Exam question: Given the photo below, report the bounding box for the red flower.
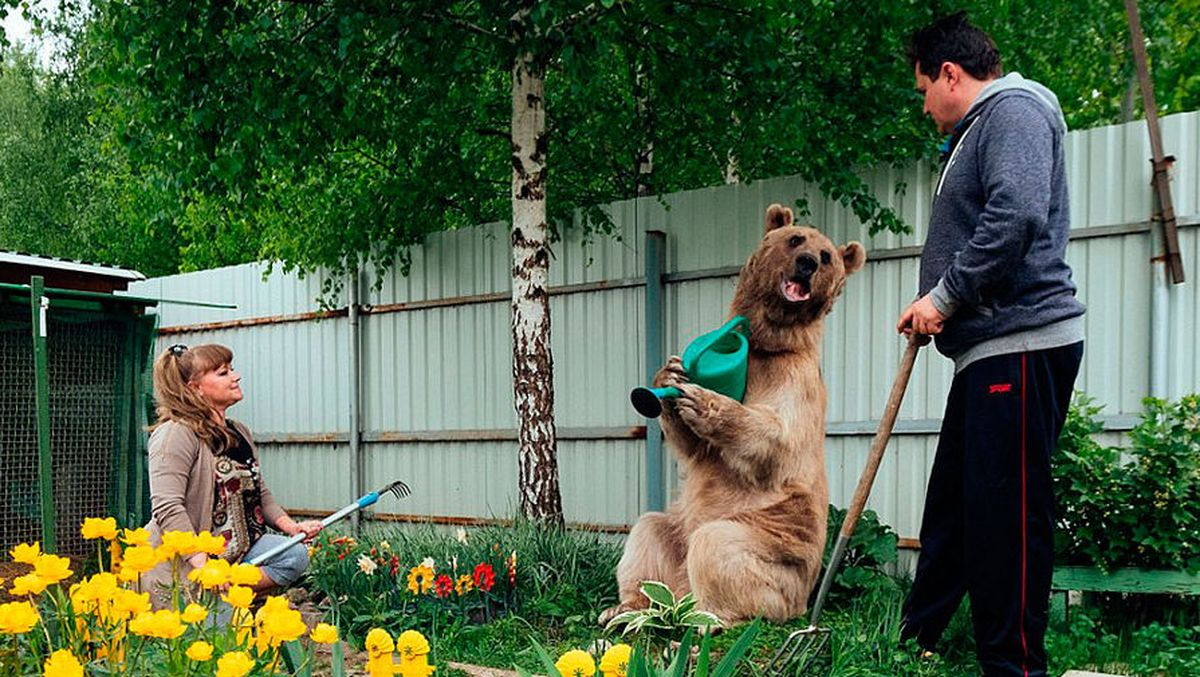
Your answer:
[434,574,455,598]
[473,563,495,592]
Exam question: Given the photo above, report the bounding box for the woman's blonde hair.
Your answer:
[151,343,236,452]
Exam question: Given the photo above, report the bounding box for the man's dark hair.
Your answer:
[908,11,1002,81]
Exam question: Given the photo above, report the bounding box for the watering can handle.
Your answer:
[682,315,750,372]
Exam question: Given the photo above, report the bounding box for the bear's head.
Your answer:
[731,203,865,351]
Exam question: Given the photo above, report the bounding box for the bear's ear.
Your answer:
[764,203,794,233]
[841,242,866,275]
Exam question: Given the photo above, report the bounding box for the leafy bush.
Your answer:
[1047,606,1200,676]
[822,505,900,599]
[1053,394,1200,572]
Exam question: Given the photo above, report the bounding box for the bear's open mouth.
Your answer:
[780,277,812,303]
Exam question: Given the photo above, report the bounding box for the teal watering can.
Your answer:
[630,315,750,418]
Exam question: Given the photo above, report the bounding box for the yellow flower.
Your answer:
[80,517,119,541]
[229,563,261,586]
[181,603,208,624]
[194,530,227,556]
[121,527,151,547]
[186,640,214,662]
[406,564,435,595]
[42,649,84,677]
[254,596,307,648]
[33,554,73,584]
[69,572,119,614]
[0,600,39,634]
[158,530,198,559]
[111,589,151,619]
[454,574,473,595]
[555,650,596,677]
[216,651,255,677]
[599,644,632,677]
[189,558,232,588]
[224,585,255,609]
[11,573,48,597]
[120,545,160,574]
[310,623,339,644]
[10,542,41,564]
[396,630,431,661]
[129,610,186,639]
[365,628,394,657]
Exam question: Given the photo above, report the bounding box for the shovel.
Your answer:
[765,335,922,676]
[247,479,411,566]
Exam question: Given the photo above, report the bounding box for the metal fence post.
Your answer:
[348,264,364,531]
[30,275,56,551]
[644,230,667,512]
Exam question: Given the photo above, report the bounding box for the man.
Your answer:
[895,12,1085,677]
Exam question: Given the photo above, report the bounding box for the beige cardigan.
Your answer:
[140,419,287,606]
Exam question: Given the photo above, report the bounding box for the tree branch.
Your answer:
[421,11,502,41]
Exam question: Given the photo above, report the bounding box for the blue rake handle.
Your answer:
[247,480,411,566]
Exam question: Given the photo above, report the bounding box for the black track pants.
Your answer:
[900,342,1083,677]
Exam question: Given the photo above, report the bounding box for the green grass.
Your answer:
[309,521,1200,676]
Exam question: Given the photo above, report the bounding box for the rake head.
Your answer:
[764,624,831,676]
[377,479,412,500]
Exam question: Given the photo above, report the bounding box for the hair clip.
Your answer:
[168,344,188,356]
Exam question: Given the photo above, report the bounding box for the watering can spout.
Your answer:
[630,316,750,419]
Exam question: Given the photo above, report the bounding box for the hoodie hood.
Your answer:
[966,72,1067,135]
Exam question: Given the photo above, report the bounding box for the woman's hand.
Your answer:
[291,520,324,542]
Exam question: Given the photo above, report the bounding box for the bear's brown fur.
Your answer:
[602,204,865,625]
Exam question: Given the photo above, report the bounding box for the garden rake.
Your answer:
[247,479,411,566]
[765,336,922,676]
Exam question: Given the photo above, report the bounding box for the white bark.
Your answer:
[510,51,564,524]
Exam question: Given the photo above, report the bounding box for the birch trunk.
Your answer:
[510,51,564,524]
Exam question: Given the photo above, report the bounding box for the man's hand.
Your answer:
[897,294,945,338]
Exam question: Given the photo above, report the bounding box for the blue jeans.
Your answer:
[210,534,310,626]
[244,533,310,587]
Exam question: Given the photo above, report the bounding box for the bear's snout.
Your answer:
[794,253,819,280]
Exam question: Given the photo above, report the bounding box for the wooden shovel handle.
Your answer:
[839,336,922,539]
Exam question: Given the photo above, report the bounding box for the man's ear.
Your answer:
[765,203,794,233]
[841,242,866,275]
[942,61,962,89]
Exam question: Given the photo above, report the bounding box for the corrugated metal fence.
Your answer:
[129,112,1200,550]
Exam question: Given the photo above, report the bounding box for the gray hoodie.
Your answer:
[920,72,1085,370]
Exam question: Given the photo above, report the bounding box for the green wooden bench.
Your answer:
[1052,566,1200,618]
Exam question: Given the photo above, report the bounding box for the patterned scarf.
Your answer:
[210,454,267,562]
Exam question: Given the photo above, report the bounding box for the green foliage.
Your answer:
[604,581,722,649]
[823,505,901,600]
[1047,606,1200,676]
[306,519,620,647]
[517,622,761,677]
[0,47,182,274]
[3,1,1200,281]
[1053,393,1200,573]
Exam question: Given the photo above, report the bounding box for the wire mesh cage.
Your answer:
[0,305,41,554]
[0,299,153,558]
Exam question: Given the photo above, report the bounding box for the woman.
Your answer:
[141,343,322,606]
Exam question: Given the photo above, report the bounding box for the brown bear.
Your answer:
[602,203,865,625]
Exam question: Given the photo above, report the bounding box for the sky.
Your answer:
[2,1,64,69]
